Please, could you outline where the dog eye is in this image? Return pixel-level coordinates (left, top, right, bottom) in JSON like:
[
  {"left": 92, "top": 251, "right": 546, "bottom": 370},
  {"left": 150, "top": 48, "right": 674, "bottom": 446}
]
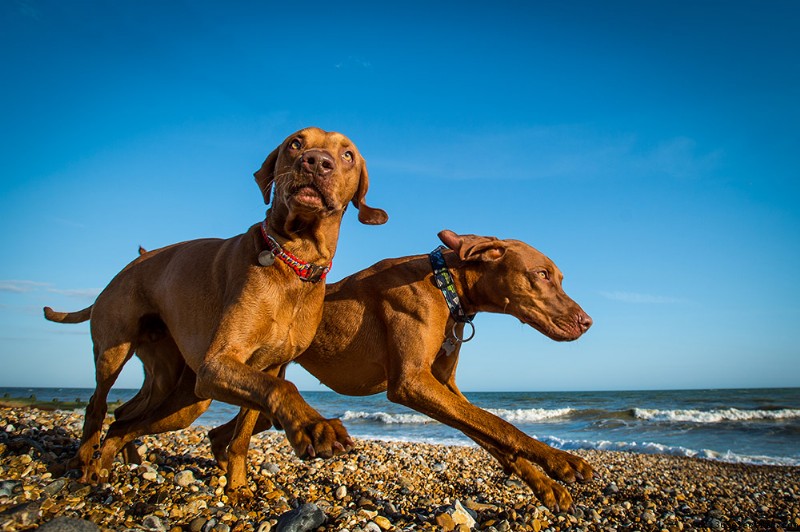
[
  {"left": 290, "top": 139, "right": 303, "bottom": 150},
  {"left": 536, "top": 270, "right": 549, "bottom": 280},
  {"left": 342, "top": 151, "right": 354, "bottom": 162}
]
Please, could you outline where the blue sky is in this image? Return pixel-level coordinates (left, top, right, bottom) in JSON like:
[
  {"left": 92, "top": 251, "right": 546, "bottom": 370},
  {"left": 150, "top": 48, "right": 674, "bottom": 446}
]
[{"left": 1, "top": 1, "right": 798, "bottom": 392}]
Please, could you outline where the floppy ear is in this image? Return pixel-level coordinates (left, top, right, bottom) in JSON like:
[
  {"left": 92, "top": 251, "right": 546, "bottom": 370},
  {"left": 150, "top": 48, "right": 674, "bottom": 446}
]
[
  {"left": 438, "top": 230, "right": 505, "bottom": 261},
  {"left": 352, "top": 158, "right": 389, "bottom": 225},
  {"left": 253, "top": 146, "right": 280, "bottom": 205}
]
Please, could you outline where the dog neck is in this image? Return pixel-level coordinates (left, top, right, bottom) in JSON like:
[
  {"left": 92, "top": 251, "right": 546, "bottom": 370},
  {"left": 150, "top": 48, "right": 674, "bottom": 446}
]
[
  {"left": 263, "top": 204, "right": 344, "bottom": 267},
  {"left": 436, "top": 250, "right": 506, "bottom": 317},
  {"left": 260, "top": 221, "right": 331, "bottom": 282}
]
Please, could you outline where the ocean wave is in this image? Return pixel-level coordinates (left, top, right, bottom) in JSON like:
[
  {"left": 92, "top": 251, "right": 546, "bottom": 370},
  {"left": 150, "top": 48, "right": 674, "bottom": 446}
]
[
  {"left": 340, "top": 431, "right": 800, "bottom": 467},
  {"left": 341, "top": 408, "right": 573, "bottom": 425},
  {"left": 539, "top": 435, "right": 800, "bottom": 467},
  {"left": 633, "top": 407, "right": 800, "bottom": 423},
  {"left": 487, "top": 407, "right": 574, "bottom": 422},
  {"left": 342, "top": 411, "right": 435, "bottom": 424}
]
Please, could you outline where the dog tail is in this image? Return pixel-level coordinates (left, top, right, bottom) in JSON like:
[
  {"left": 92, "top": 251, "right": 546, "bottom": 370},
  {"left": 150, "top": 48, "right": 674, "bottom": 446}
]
[{"left": 43, "top": 306, "right": 92, "bottom": 324}]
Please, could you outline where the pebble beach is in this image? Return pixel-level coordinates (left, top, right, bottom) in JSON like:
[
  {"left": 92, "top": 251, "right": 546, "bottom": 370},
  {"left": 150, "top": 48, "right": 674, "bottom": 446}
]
[{"left": 1, "top": 407, "right": 798, "bottom": 531}]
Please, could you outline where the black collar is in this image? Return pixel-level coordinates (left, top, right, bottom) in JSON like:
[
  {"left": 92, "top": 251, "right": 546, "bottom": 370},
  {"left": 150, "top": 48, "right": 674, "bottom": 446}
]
[{"left": 429, "top": 246, "right": 475, "bottom": 325}]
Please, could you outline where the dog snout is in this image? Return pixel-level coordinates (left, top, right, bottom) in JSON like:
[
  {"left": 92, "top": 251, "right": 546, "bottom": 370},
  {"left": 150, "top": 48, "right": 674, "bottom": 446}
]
[
  {"left": 577, "top": 311, "right": 592, "bottom": 333},
  {"left": 300, "top": 149, "right": 335, "bottom": 178}
]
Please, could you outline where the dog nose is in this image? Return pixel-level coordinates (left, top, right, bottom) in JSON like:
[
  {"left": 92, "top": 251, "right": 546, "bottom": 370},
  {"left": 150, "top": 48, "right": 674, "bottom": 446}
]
[
  {"left": 300, "top": 150, "right": 335, "bottom": 178},
  {"left": 578, "top": 312, "right": 593, "bottom": 332}
]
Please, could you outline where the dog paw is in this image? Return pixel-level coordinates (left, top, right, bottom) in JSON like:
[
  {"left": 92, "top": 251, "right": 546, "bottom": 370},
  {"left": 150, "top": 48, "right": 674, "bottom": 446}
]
[
  {"left": 540, "top": 450, "right": 593, "bottom": 484},
  {"left": 225, "top": 485, "right": 255, "bottom": 504},
  {"left": 78, "top": 464, "right": 110, "bottom": 485},
  {"left": 514, "top": 456, "right": 573, "bottom": 512},
  {"left": 535, "top": 477, "right": 573, "bottom": 514},
  {"left": 289, "top": 418, "right": 354, "bottom": 460}
]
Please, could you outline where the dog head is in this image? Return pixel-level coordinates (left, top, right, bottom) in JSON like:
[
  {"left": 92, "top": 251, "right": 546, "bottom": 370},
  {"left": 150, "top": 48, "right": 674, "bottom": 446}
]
[
  {"left": 438, "top": 230, "right": 592, "bottom": 342},
  {"left": 254, "top": 127, "right": 388, "bottom": 226}
]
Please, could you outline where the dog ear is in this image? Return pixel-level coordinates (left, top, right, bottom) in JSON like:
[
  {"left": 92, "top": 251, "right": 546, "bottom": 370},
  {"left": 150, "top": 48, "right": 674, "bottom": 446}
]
[
  {"left": 438, "top": 230, "right": 505, "bottom": 262},
  {"left": 253, "top": 146, "right": 280, "bottom": 205},
  {"left": 352, "top": 158, "right": 389, "bottom": 225}
]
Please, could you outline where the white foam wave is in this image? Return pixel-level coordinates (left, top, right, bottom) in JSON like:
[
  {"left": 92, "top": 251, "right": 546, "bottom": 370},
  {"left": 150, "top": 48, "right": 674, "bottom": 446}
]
[
  {"left": 342, "top": 411, "right": 435, "bottom": 424},
  {"left": 633, "top": 407, "right": 800, "bottom": 423},
  {"left": 341, "top": 431, "right": 800, "bottom": 467},
  {"left": 342, "top": 408, "right": 573, "bottom": 425},
  {"left": 539, "top": 435, "right": 800, "bottom": 467},
  {"left": 487, "top": 407, "right": 574, "bottom": 422}
]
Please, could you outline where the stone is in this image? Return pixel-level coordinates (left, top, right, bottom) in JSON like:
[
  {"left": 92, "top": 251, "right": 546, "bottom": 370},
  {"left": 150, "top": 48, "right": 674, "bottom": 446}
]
[
  {"left": 335, "top": 485, "right": 347, "bottom": 499},
  {"left": 373, "top": 515, "right": 392, "bottom": 530},
  {"left": 262, "top": 463, "right": 281, "bottom": 475},
  {"left": 189, "top": 517, "right": 207, "bottom": 532},
  {"left": 42, "top": 478, "right": 69, "bottom": 498},
  {"left": 449, "top": 500, "right": 476, "bottom": 528},
  {"left": 275, "top": 503, "right": 326, "bottom": 532},
  {"left": 142, "top": 514, "right": 168, "bottom": 531},
  {"left": 175, "top": 470, "right": 196, "bottom": 487},
  {"left": 0, "top": 499, "right": 42, "bottom": 528},
  {"left": 37, "top": 517, "right": 101, "bottom": 531},
  {"left": 434, "top": 512, "right": 456, "bottom": 531}
]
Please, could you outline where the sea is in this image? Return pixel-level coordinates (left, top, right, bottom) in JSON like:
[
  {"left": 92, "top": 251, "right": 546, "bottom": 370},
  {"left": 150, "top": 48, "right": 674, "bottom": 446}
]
[{"left": 3, "top": 387, "right": 798, "bottom": 467}]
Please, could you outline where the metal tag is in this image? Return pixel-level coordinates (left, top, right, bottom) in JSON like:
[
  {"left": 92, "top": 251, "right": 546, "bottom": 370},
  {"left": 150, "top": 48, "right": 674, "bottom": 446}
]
[
  {"left": 441, "top": 338, "right": 459, "bottom": 356},
  {"left": 258, "top": 250, "right": 275, "bottom": 267}
]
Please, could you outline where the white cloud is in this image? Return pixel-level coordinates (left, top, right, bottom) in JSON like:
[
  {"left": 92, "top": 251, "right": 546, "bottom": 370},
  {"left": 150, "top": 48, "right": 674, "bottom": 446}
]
[
  {"left": 335, "top": 56, "right": 372, "bottom": 69},
  {"left": 47, "top": 288, "right": 101, "bottom": 299},
  {"left": 0, "top": 280, "right": 49, "bottom": 293},
  {"left": 0, "top": 280, "right": 98, "bottom": 300}
]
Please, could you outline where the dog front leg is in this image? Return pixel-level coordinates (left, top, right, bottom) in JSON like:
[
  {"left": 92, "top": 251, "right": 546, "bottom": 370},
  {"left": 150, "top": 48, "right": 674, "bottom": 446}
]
[
  {"left": 387, "top": 369, "right": 591, "bottom": 511},
  {"left": 196, "top": 357, "right": 352, "bottom": 461}
]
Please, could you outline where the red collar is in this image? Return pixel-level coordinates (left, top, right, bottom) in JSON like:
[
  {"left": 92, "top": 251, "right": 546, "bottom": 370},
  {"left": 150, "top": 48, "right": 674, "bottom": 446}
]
[{"left": 259, "top": 221, "right": 331, "bottom": 283}]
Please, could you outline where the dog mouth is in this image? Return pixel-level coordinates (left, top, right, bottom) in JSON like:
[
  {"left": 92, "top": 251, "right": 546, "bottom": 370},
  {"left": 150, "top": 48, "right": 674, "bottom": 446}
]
[
  {"left": 288, "top": 182, "right": 333, "bottom": 210},
  {"left": 521, "top": 313, "right": 585, "bottom": 342}
]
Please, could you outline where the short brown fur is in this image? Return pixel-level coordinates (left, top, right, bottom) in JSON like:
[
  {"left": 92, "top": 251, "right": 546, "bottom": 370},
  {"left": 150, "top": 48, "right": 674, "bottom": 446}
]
[
  {"left": 96, "top": 231, "right": 592, "bottom": 511},
  {"left": 43, "top": 127, "right": 387, "bottom": 484}
]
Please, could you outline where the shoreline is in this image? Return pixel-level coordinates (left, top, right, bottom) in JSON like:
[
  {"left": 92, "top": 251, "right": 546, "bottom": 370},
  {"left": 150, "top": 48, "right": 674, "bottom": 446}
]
[{"left": 1, "top": 407, "right": 798, "bottom": 531}]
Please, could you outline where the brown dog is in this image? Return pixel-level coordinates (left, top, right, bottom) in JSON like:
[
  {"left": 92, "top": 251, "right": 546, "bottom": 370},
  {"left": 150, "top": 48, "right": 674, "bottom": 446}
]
[
  {"left": 106, "top": 230, "right": 593, "bottom": 511},
  {"left": 43, "top": 127, "right": 387, "bottom": 484}
]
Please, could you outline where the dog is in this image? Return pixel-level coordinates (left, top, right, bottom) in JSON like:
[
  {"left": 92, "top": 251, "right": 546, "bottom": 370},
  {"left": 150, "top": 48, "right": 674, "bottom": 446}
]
[
  {"left": 43, "top": 127, "right": 387, "bottom": 484},
  {"left": 99, "top": 230, "right": 592, "bottom": 511}
]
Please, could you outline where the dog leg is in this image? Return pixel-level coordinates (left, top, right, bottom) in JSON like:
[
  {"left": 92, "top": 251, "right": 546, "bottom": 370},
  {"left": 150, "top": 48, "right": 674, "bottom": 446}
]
[
  {"left": 468, "top": 431, "right": 574, "bottom": 512},
  {"left": 209, "top": 411, "right": 273, "bottom": 472},
  {"left": 222, "top": 408, "right": 262, "bottom": 503},
  {"left": 195, "top": 357, "right": 353, "bottom": 461},
  {"left": 388, "top": 369, "right": 591, "bottom": 511},
  {"left": 97, "top": 365, "right": 211, "bottom": 480},
  {"left": 71, "top": 342, "right": 135, "bottom": 483},
  {"left": 429, "top": 352, "right": 578, "bottom": 511},
  {"left": 120, "top": 442, "right": 142, "bottom": 465},
  {"left": 209, "top": 363, "right": 287, "bottom": 473}
]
